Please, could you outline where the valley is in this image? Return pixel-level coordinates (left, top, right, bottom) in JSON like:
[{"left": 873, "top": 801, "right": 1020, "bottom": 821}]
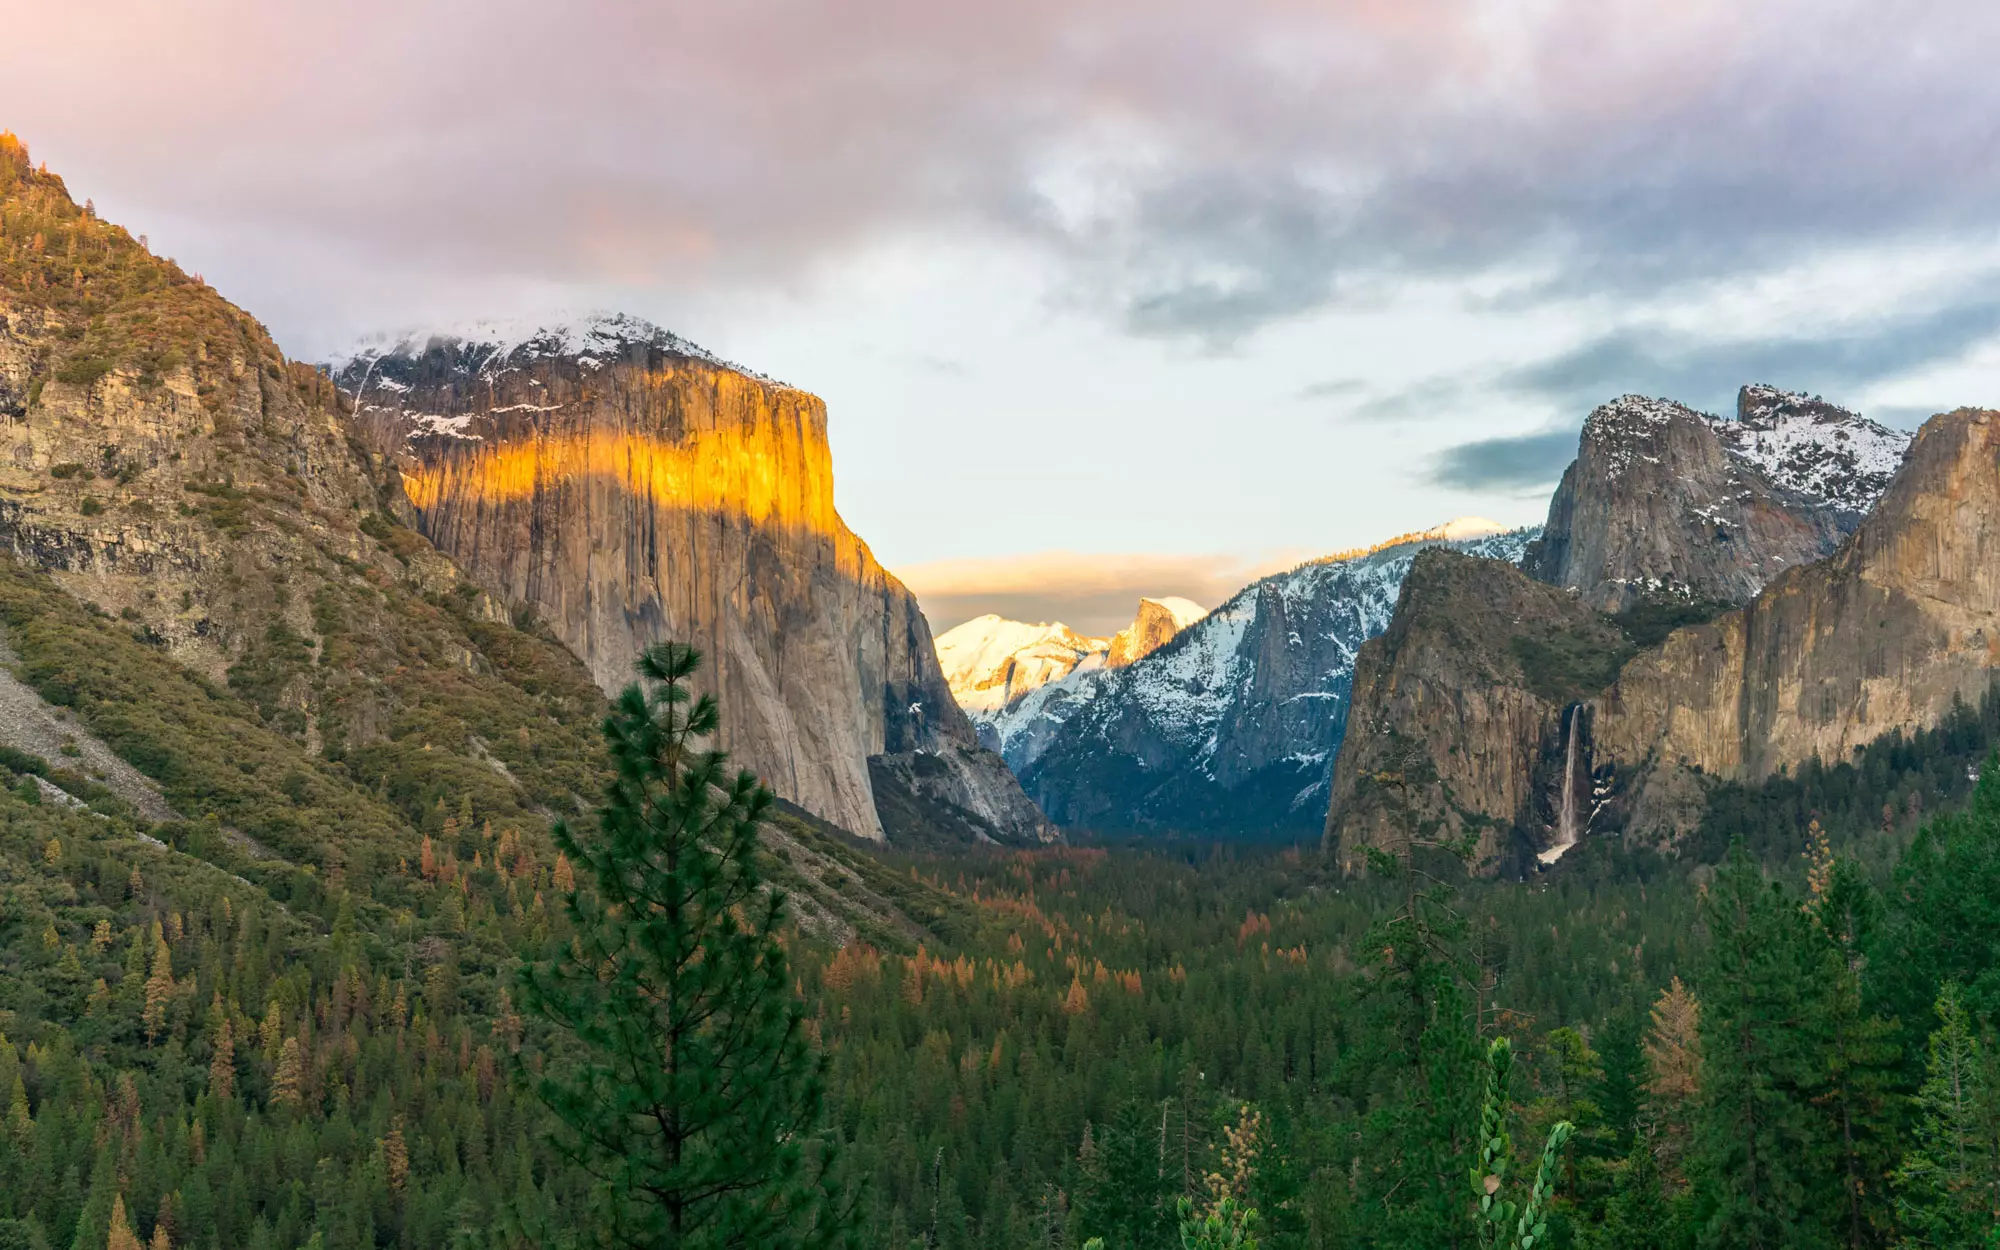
[{"left": 2, "top": 119, "right": 1999, "bottom": 1250}]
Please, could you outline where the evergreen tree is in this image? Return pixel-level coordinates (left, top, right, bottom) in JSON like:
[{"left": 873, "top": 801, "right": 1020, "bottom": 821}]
[
  {"left": 1597, "top": 1122, "right": 1681, "bottom": 1250},
  {"left": 520, "top": 642, "right": 851, "bottom": 1249},
  {"left": 1892, "top": 983, "right": 1999, "bottom": 1246},
  {"left": 1689, "top": 852, "right": 1842, "bottom": 1250},
  {"left": 1808, "top": 857, "right": 1900, "bottom": 1247}
]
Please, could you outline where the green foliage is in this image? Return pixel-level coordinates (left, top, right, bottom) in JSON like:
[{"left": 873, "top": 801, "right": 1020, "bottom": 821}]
[
  {"left": 1892, "top": 984, "right": 2000, "bottom": 1244},
  {"left": 1509, "top": 623, "right": 1635, "bottom": 706},
  {"left": 520, "top": 642, "right": 852, "bottom": 1249},
  {"left": 1471, "top": 1039, "right": 1575, "bottom": 1250},
  {"left": 1177, "top": 1194, "right": 1259, "bottom": 1249},
  {"left": 1610, "top": 592, "right": 1733, "bottom": 650}
]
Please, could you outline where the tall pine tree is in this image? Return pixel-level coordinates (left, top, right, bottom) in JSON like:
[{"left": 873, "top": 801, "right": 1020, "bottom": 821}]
[
  {"left": 1689, "top": 851, "right": 1842, "bottom": 1250},
  {"left": 520, "top": 642, "right": 852, "bottom": 1249},
  {"left": 1892, "top": 983, "right": 1999, "bottom": 1246}
]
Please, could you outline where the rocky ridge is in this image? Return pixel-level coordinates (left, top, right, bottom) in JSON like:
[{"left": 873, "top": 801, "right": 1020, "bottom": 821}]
[
  {"left": 939, "top": 595, "right": 1207, "bottom": 765},
  {"left": 332, "top": 314, "right": 1050, "bottom": 844}
]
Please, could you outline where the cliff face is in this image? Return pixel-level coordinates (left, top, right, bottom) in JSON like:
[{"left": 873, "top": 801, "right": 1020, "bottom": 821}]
[
  {"left": 1522, "top": 389, "right": 1907, "bottom": 613},
  {"left": 1322, "top": 548, "right": 1624, "bottom": 873},
  {"left": 1020, "top": 526, "right": 1535, "bottom": 837},
  {"left": 1105, "top": 597, "right": 1206, "bottom": 668},
  {"left": 334, "top": 318, "right": 1049, "bottom": 843},
  {"left": 1332, "top": 404, "right": 1990, "bottom": 870},
  {"left": 1595, "top": 407, "right": 2000, "bottom": 834}
]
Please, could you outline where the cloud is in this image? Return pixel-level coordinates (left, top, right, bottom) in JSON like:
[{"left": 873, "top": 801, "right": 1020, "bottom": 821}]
[
  {"left": 894, "top": 548, "right": 1309, "bottom": 636},
  {"left": 1427, "top": 426, "right": 1577, "bottom": 492},
  {"left": 1497, "top": 294, "right": 2000, "bottom": 420},
  {"left": 13, "top": 0, "right": 2000, "bottom": 350}
]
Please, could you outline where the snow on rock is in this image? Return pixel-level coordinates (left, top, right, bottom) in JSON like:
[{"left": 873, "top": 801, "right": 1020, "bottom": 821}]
[
  {"left": 936, "top": 615, "right": 1108, "bottom": 719},
  {"left": 328, "top": 310, "right": 783, "bottom": 388},
  {"left": 1013, "top": 524, "right": 1541, "bottom": 835},
  {"left": 1715, "top": 384, "right": 1911, "bottom": 517},
  {"left": 941, "top": 592, "right": 1213, "bottom": 764}
]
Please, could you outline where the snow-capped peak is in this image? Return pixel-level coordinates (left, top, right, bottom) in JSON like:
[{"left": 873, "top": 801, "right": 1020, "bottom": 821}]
[
  {"left": 935, "top": 616, "right": 1107, "bottom": 718},
  {"left": 1144, "top": 597, "right": 1208, "bottom": 630},
  {"left": 326, "top": 310, "right": 784, "bottom": 387},
  {"left": 1426, "top": 516, "right": 1506, "bottom": 542}
]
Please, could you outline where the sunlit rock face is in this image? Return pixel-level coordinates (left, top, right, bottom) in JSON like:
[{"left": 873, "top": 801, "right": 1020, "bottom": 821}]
[{"left": 333, "top": 315, "right": 1050, "bottom": 844}]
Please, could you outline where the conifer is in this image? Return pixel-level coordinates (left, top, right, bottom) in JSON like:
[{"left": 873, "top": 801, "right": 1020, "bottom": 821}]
[
  {"left": 1893, "top": 983, "right": 1997, "bottom": 1244},
  {"left": 208, "top": 1019, "right": 234, "bottom": 1100},
  {"left": 105, "top": 1195, "right": 141, "bottom": 1250},
  {"left": 272, "top": 1037, "right": 303, "bottom": 1110},
  {"left": 142, "top": 937, "right": 174, "bottom": 1042},
  {"left": 520, "top": 642, "right": 852, "bottom": 1249}
]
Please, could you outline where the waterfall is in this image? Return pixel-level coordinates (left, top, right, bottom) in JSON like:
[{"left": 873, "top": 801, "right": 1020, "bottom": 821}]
[{"left": 1538, "top": 705, "right": 1581, "bottom": 866}]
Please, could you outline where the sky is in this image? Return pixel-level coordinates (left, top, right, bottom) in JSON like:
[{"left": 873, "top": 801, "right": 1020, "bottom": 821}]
[{"left": 8, "top": 1, "right": 2000, "bottom": 632}]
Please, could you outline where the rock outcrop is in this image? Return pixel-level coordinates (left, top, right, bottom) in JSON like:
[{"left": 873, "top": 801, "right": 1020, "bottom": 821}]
[
  {"left": 1019, "top": 523, "right": 1535, "bottom": 837},
  {"left": 1322, "top": 548, "right": 1626, "bottom": 873},
  {"left": 1105, "top": 597, "right": 1206, "bottom": 667},
  {"left": 1330, "top": 401, "right": 1994, "bottom": 871},
  {"left": 1595, "top": 407, "right": 2000, "bottom": 837},
  {"left": 333, "top": 316, "right": 1049, "bottom": 843},
  {"left": 1522, "top": 390, "right": 1908, "bottom": 612}
]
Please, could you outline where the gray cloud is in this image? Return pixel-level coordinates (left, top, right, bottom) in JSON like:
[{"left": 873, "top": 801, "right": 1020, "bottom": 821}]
[
  {"left": 1499, "top": 291, "right": 2000, "bottom": 420},
  {"left": 1421, "top": 283, "right": 2000, "bottom": 489},
  {"left": 1428, "top": 426, "right": 1577, "bottom": 492},
  {"left": 12, "top": 0, "right": 2000, "bottom": 352}
]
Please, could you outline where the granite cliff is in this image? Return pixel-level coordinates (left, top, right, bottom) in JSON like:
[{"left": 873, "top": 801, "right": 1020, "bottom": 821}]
[
  {"left": 1322, "top": 549, "right": 1625, "bottom": 873},
  {"left": 1595, "top": 407, "right": 2000, "bottom": 838},
  {"left": 333, "top": 317, "right": 1049, "bottom": 843},
  {"left": 1327, "top": 394, "right": 1992, "bottom": 873}
]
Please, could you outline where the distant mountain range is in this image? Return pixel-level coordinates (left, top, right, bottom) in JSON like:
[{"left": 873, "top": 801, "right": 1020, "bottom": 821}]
[{"left": 937, "top": 519, "right": 1534, "bottom": 837}]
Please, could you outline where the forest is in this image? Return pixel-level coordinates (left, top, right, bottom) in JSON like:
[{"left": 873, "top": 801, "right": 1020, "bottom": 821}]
[{"left": 0, "top": 582, "right": 1997, "bottom": 1249}]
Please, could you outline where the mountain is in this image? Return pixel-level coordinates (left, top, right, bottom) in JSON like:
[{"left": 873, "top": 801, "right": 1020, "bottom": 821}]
[
  {"left": 1323, "top": 547, "right": 1627, "bottom": 874},
  {"left": 330, "top": 314, "right": 1049, "bottom": 844},
  {"left": 1327, "top": 390, "right": 1976, "bottom": 873},
  {"left": 1106, "top": 595, "right": 1207, "bottom": 666},
  {"left": 1017, "top": 520, "right": 1535, "bottom": 837},
  {"left": 1596, "top": 406, "right": 2000, "bottom": 842},
  {"left": 938, "top": 595, "right": 1208, "bottom": 766},
  {"left": 936, "top": 615, "right": 1109, "bottom": 725},
  {"left": 1521, "top": 387, "right": 1909, "bottom": 612}
]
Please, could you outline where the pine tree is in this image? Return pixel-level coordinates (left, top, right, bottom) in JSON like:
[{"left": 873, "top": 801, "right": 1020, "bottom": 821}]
[
  {"left": 1689, "top": 852, "right": 1842, "bottom": 1249},
  {"left": 1893, "top": 983, "right": 1998, "bottom": 1246},
  {"left": 519, "top": 642, "right": 851, "bottom": 1249},
  {"left": 207, "top": 1019, "right": 234, "bottom": 1101},
  {"left": 1808, "top": 857, "right": 1900, "bottom": 1247},
  {"left": 1598, "top": 1121, "right": 1680, "bottom": 1250},
  {"left": 105, "top": 1195, "right": 141, "bottom": 1250},
  {"left": 271, "top": 1038, "right": 303, "bottom": 1110}
]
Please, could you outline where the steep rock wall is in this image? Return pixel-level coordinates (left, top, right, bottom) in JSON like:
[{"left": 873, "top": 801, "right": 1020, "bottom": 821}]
[
  {"left": 1521, "top": 394, "right": 1852, "bottom": 612},
  {"left": 1596, "top": 408, "right": 2000, "bottom": 815},
  {"left": 338, "top": 320, "right": 1049, "bottom": 842}
]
